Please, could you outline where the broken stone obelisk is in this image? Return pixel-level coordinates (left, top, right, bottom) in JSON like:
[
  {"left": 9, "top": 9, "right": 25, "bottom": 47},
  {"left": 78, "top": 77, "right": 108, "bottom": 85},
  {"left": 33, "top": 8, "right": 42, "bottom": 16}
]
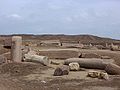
[{"left": 11, "top": 36, "right": 22, "bottom": 62}]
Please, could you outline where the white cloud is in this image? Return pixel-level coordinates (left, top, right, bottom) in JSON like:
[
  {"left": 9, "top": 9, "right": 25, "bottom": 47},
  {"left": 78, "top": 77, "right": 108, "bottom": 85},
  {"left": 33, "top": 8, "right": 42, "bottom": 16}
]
[{"left": 7, "top": 14, "right": 22, "bottom": 19}]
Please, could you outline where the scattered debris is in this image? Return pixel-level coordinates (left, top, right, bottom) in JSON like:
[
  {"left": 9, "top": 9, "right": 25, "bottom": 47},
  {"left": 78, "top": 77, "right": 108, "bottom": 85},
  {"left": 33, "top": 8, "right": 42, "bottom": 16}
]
[
  {"left": 110, "top": 44, "right": 120, "bottom": 51},
  {"left": 41, "top": 80, "right": 47, "bottom": 84},
  {"left": 87, "top": 71, "right": 99, "bottom": 78},
  {"left": 54, "top": 65, "right": 69, "bottom": 76},
  {"left": 69, "top": 62, "right": 80, "bottom": 71},
  {"left": 98, "top": 72, "right": 109, "bottom": 80},
  {"left": 87, "top": 71, "right": 109, "bottom": 80}
]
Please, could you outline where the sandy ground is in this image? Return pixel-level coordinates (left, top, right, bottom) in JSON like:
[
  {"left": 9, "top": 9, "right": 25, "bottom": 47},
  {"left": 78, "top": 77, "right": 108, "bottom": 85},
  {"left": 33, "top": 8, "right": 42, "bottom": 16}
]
[
  {"left": 0, "top": 61, "right": 119, "bottom": 90},
  {"left": 0, "top": 47, "right": 120, "bottom": 90}
]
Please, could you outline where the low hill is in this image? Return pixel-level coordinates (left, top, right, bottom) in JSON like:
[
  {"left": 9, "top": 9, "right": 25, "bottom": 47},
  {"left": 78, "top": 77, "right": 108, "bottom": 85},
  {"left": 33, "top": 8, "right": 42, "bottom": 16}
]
[{"left": 0, "top": 34, "right": 120, "bottom": 45}]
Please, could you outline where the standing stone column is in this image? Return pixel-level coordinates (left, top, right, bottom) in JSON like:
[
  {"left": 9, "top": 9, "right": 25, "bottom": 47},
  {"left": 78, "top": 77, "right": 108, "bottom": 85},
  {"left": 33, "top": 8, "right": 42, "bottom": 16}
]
[{"left": 11, "top": 36, "right": 22, "bottom": 62}]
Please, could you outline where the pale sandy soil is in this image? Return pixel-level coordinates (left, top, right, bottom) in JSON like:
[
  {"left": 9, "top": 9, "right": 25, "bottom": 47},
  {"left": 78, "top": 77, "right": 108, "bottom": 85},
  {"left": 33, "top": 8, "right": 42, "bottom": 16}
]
[{"left": 0, "top": 47, "right": 120, "bottom": 90}]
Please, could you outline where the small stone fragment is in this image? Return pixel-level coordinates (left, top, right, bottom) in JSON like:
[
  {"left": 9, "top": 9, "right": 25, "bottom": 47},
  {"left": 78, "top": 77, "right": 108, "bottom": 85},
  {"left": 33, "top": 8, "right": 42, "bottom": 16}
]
[
  {"left": 69, "top": 62, "right": 80, "bottom": 71},
  {"left": 98, "top": 72, "right": 109, "bottom": 80},
  {"left": 54, "top": 65, "right": 69, "bottom": 76},
  {"left": 87, "top": 71, "right": 99, "bottom": 78}
]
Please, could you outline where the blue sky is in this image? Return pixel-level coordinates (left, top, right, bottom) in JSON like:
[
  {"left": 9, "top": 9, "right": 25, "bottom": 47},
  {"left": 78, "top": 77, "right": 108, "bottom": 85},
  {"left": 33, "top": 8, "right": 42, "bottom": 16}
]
[{"left": 0, "top": 0, "right": 120, "bottom": 39}]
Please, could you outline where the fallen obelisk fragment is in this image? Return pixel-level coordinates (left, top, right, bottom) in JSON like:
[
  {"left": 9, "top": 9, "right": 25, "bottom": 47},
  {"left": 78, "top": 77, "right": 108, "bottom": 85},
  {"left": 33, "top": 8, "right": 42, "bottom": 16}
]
[
  {"left": 105, "top": 63, "right": 120, "bottom": 75},
  {"left": 24, "top": 53, "right": 50, "bottom": 66},
  {"left": 64, "top": 58, "right": 115, "bottom": 70}
]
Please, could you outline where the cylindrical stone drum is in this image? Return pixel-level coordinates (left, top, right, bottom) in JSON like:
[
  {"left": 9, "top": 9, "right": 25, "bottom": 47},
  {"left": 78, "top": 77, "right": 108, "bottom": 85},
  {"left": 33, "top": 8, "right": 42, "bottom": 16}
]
[
  {"left": 11, "top": 36, "right": 22, "bottom": 62},
  {"left": 105, "top": 63, "right": 120, "bottom": 75},
  {"left": 64, "top": 58, "right": 108, "bottom": 69}
]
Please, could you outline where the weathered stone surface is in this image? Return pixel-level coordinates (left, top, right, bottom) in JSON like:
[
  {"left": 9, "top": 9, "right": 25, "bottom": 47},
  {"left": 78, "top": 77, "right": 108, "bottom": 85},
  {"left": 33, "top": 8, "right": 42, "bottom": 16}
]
[
  {"left": 87, "top": 71, "right": 99, "bottom": 78},
  {"left": 87, "top": 71, "right": 109, "bottom": 80},
  {"left": 24, "top": 54, "right": 50, "bottom": 66},
  {"left": 80, "top": 53, "right": 101, "bottom": 58},
  {"left": 105, "top": 63, "right": 120, "bottom": 75},
  {"left": 11, "top": 36, "right": 22, "bottom": 62},
  {"left": 98, "top": 72, "right": 109, "bottom": 80},
  {"left": 64, "top": 58, "right": 115, "bottom": 70},
  {"left": 110, "top": 45, "right": 120, "bottom": 51},
  {"left": 69, "top": 62, "right": 80, "bottom": 71},
  {"left": 22, "top": 46, "right": 30, "bottom": 55},
  {"left": 64, "top": 58, "right": 107, "bottom": 69},
  {"left": 54, "top": 65, "right": 69, "bottom": 76}
]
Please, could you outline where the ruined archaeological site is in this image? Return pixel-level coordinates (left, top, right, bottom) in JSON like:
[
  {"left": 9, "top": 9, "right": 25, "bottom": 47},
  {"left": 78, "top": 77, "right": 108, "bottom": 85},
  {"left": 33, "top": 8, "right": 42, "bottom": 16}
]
[{"left": 0, "top": 34, "right": 120, "bottom": 90}]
